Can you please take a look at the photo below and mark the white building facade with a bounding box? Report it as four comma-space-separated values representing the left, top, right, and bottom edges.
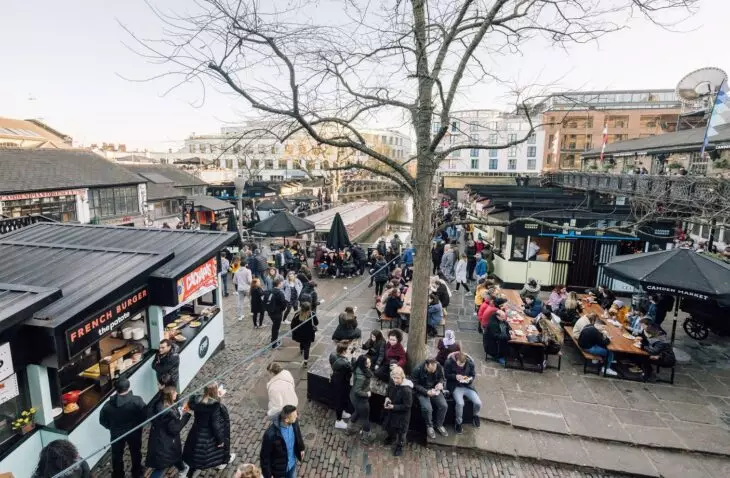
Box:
436, 109, 545, 175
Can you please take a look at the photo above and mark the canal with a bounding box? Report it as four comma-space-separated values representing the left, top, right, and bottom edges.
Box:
357, 196, 413, 246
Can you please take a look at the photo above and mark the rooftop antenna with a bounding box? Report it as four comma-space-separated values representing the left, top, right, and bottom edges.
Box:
675, 67, 727, 130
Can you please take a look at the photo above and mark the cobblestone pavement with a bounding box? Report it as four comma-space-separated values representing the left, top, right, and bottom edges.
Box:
92, 273, 625, 477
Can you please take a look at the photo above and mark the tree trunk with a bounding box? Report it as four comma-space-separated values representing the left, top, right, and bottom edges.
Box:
405, 156, 436, 367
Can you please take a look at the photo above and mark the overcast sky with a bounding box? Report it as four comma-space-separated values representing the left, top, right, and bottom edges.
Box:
1, 0, 727, 151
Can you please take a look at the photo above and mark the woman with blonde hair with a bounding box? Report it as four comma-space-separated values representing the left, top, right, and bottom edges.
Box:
234, 463, 262, 478
559, 291, 583, 326
382, 366, 413, 457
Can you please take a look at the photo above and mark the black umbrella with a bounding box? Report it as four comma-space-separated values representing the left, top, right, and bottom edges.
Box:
251, 211, 315, 237
602, 248, 730, 342
326, 212, 351, 250
256, 197, 294, 212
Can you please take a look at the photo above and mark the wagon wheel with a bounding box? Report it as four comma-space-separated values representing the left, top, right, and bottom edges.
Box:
683, 317, 709, 341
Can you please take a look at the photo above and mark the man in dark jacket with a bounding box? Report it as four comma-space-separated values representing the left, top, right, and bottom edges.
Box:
152, 339, 180, 387
578, 316, 618, 377
267, 278, 289, 348
411, 359, 448, 439
523, 295, 543, 318
444, 351, 482, 433
260, 405, 305, 478
351, 243, 367, 276
99, 378, 146, 478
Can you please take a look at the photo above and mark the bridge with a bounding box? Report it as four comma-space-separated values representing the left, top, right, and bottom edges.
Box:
338, 179, 405, 199
549, 172, 730, 213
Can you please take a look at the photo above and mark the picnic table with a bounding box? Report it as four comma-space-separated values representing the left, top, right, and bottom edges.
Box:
398, 285, 412, 315
579, 297, 649, 359
500, 289, 550, 372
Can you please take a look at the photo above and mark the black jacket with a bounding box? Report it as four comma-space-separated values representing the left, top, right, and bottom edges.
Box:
431, 245, 444, 265
372, 258, 389, 282
332, 323, 362, 342
435, 282, 450, 309
578, 325, 610, 350
298, 283, 318, 309
291, 309, 318, 344
267, 288, 288, 317
362, 338, 386, 369
99, 392, 146, 439
383, 295, 403, 318
411, 361, 446, 396
383, 380, 413, 434
329, 353, 353, 386
152, 346, 180, 385
350, 366, 372, 399
352, 245, 366, 262
182, 397, 231, 470
444, 355, 476, 391
145, 393, 190, 469
251, 286, 265, 313
260, 418, 305, 478
484, 315, 511, 359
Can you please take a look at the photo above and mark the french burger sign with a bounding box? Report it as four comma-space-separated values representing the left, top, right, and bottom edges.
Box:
177, 258, 218, 304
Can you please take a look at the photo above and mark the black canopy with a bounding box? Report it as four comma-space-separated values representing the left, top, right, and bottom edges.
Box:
256, 197, 294, 212
251, 211, 315, 237
603, 248, 730, 305
326, 212, 351, 250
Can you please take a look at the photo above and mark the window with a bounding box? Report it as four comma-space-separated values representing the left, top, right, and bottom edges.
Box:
494, 230, 506, 255
508, 134, 517, 143
527, 146, 537, 158
451, 121, 458, 132
569, 143, 576, 150
527, 133, 536, 144
277, 159, 287, 169
381, 135, 387, 143
507, 159, 516, 170
488, 158, 498, 170
432, 122, 441, 133
470, 148, 479, 157
389, 137, 393, 145
471, 158, 479, 169
470, 122, 479, 132
88, 186, 139, 220
151, 199, 181, 220
5, 194, 78, 222
489, 149, 498, 158
188, 144, 194, 153
452, 149, 460, 157
258, 145, 266, 154
527, 158, 537, 170
546, 153, 553, 165
225, 158, 233, 169
511, 236, 527, 259
488, 134, 497, 145
469, 134, 479, 143
265, 159, 274, 169
508, 146, 517, 157
448, 160, 455, 169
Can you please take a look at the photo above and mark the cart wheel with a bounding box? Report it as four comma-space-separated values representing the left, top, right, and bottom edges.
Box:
683, 317, 709, 341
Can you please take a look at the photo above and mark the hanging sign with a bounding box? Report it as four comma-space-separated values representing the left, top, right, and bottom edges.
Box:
176, 257, 218, 305
66, 288, 149, 358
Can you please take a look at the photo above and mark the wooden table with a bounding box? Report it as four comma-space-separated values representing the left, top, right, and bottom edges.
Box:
398, 285, 412, 316
500, 289, 548, 372
579, 298, 649, 358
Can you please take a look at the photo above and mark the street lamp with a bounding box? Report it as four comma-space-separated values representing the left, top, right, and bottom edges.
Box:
234, 176, 247, 232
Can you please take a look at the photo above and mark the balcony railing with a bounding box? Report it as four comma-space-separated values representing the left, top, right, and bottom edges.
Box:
548, 172, 730, 209
0, 214, 57, 235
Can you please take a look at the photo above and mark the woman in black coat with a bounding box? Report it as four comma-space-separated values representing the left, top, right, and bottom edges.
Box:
183, 382, 234, 475
250, 278, 266, 328
382, 366, 413, 457
146, 386, 190, 477
291, 302, 318, 367
362, 330, 386, 371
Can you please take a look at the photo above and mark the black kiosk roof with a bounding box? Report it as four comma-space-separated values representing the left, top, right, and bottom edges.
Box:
0, 283, 61, 334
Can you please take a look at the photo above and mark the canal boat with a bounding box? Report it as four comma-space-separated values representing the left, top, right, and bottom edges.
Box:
305, 200, 389, 243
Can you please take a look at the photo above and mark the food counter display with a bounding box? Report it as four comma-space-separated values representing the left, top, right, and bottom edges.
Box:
162, 303, 220, 351
51, 289, 152, 432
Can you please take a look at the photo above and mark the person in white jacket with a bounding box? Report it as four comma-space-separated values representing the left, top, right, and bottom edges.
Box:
454, 253, 469, 292
265, 363, 299, 418
233, 265, 253, 321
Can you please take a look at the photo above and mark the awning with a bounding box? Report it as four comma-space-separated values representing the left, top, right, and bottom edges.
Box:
188, 195, 236, 212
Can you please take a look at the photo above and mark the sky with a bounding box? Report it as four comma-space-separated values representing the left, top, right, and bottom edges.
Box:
0, 0, 728, 151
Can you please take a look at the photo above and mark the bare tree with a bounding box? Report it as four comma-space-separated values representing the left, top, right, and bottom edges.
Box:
130, 0, 698, 365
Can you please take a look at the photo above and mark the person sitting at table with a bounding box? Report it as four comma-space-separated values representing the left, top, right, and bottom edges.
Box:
547, 285, 567, 311
519, 277, 540, 300
380, 287, 404, 325
474, 278, 487, 315
444, 350, 481, 434
478, 296, 505, 335
571, 312, 594, 339
638, 323, 675, 381
391, 267, 408, 288
484, 310, 511, 365
523, 295, 543, 318
597, 284, 616, 310
426, 293, 444, 338
577, 315, 618, 376
332, 311, 362, 345
375, 329, 407, 382
558, 292, 583, 326
362, 330, 386, 371
412, 358, 449, 439
436, 330, 461, 365
341, 251, 357, 278
536, 309, 564, 356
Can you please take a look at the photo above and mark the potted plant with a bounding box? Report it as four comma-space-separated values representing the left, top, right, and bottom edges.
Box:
712, 158, 729, 169
12, 408, 37, 435
668, 162, 682, 170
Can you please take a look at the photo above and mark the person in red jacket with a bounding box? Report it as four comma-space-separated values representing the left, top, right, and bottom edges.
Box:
478, 297, 506, 332
375, 329, 407, 381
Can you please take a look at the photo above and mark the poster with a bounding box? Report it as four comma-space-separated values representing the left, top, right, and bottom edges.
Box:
0, 374, 19, 406
0, 343, 14, 382
177, 257, 218, 304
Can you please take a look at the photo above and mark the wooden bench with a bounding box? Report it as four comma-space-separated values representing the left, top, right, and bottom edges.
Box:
563, 326, 605, 375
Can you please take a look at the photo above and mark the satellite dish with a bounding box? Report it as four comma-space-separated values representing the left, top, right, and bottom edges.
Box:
676, 67, 727, 104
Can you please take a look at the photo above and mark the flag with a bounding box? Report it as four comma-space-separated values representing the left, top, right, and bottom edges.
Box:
599, 124, 608, 163
701, 79, 729, 157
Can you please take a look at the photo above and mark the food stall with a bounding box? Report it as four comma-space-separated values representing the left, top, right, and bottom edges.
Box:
0, 223, 237, 477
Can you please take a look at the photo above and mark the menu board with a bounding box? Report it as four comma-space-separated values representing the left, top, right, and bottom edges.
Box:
176, 257, 218, 305
0, 343, 13, 382
0, 374, 19, 406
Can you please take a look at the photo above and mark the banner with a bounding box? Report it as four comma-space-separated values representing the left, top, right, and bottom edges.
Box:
177, 257, 218, 304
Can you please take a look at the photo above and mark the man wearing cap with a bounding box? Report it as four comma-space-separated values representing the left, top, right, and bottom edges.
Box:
100, 378, 147, 478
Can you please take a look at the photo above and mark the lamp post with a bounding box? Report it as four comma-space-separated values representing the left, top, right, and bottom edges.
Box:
234, 176, 247, 233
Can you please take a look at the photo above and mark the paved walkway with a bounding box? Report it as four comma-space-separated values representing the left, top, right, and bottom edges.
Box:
91, 275, 627, 477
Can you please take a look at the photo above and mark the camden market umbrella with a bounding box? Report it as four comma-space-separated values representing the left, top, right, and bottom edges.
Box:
602, 248, 730, 342
251, 211, 315, 237
326, 212, 351, 251
256, 197, 294, 212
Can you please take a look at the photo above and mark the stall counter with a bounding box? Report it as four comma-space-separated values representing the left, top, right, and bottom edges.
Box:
178, 308, 225, 391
